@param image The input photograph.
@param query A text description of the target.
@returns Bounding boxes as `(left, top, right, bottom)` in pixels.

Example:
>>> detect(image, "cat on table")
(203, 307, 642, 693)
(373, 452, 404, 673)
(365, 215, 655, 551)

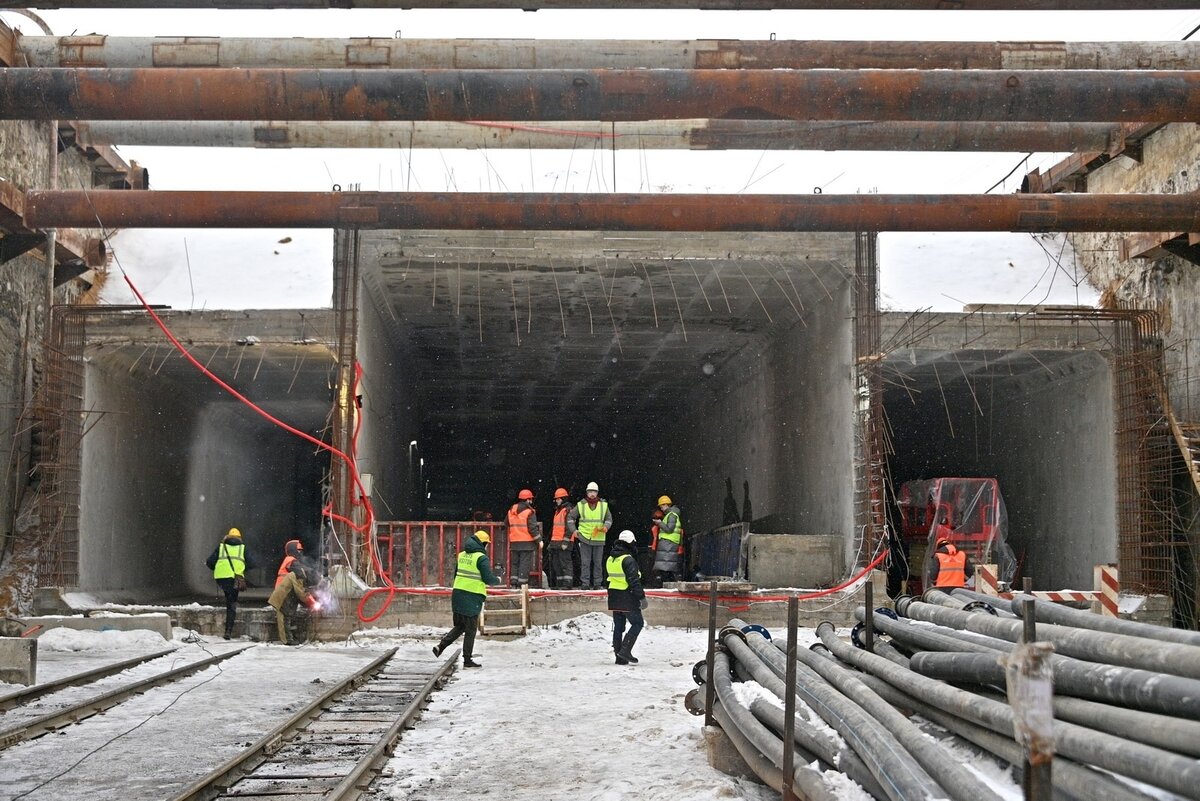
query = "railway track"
(0, 646, 177, 713)
(169, 647, 458, 801)
(0, 643, 254, 751)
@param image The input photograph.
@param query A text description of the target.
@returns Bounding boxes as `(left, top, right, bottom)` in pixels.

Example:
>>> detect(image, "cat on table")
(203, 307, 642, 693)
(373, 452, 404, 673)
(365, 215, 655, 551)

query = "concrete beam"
(2, 68, 1198, 123)
(17, 36, 1200, 71)
(0, 638, 36, 686)
(2, 1, 1192, 9)
(24, 189, 1200, 233)
(66, 119, 1128, 153)
(24, 613, 173, 640)
(0, 181, 107, 270)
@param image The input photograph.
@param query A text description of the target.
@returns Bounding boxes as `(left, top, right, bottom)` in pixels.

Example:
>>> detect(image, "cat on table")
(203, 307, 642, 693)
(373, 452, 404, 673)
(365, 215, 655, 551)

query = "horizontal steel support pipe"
(65, 119, 1129, 153)
(23, 190, 1200, 233)
(19, 36, 1200, 71)
(5, 1, 1197, 9)
(3, 68, 1200, 123)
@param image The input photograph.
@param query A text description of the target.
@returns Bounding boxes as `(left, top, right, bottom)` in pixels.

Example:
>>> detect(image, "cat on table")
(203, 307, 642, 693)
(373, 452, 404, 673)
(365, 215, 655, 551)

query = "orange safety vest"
(275, 555, 297, 587)
(552, 505, 569, 542)
(507, 503, 535, 542)
(934, 546, 968, 588)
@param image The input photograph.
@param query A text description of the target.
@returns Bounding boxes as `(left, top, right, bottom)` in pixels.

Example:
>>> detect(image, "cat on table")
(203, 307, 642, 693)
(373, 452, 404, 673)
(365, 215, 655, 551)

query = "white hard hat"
(618, 530, 636, 544)
(586, 481, 600, 492)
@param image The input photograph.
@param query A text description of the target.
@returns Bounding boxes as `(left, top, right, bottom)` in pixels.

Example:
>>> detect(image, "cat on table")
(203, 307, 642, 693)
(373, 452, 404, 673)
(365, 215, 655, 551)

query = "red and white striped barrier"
(975, 563, 1119, 618)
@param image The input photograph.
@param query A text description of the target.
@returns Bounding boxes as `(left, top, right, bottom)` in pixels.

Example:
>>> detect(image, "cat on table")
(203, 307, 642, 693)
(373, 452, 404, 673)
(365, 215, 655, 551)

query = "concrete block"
(25, 613, 173, 640)
(32, 586, 73, 615)
(745, 534, 845, 589)
(0, 637, 36, 685)
(703, 725, 763, 784)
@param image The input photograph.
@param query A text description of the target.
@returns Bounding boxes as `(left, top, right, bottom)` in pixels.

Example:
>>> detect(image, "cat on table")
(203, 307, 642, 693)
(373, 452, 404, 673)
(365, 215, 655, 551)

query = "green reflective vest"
(453, 551, 487, 596)
(576, 500, 609, 542)
(213, 541, 245, 579)
(606, 554, 637, 590)
(659, 510, 683, 546)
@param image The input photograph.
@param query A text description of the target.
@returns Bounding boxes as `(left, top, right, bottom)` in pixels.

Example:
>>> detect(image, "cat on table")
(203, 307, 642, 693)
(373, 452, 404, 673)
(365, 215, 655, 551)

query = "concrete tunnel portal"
(60, 232, 1140, 603)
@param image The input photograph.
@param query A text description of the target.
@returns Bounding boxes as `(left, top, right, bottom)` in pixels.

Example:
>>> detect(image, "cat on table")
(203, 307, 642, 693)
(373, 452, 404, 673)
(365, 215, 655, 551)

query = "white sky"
(7, 8, 1198, 311)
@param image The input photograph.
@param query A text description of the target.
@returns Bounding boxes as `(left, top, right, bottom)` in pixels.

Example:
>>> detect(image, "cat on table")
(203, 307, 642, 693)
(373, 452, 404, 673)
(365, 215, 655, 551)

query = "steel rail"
(3, 68, 1199, 123)
(23, 190, 1200, 233)
(17, 36, 1200, 71)
(0, 646, 176, 712)
(0, 644, 254, 751)
(167, 646, 417, 801)
(1, 1, 1194, 9)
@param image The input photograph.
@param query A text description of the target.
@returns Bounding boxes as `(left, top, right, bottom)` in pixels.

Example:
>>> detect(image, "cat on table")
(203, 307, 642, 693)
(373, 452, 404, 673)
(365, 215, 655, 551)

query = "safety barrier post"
(977, 563, 1002, 596)
(1094, 564, 1119, 618)
(704, 580, 717, 728)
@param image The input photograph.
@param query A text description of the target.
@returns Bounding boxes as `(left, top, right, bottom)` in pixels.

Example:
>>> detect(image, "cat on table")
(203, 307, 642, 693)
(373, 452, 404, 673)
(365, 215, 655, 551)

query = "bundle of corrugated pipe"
(695, 589, 1200, 801)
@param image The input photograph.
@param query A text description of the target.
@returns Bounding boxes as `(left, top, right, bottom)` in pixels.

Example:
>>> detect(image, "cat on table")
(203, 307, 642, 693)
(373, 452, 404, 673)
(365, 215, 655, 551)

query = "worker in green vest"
(433, 530, 500, 668)
(567, 481, 612, 590)
(606, 530, 647, 665)
(206, 527, 250, 640)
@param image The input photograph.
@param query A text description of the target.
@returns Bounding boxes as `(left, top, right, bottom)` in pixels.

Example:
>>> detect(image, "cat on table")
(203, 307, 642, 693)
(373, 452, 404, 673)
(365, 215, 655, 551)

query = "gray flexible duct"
(897, 596, 1200, 681)
(816, 621, 1200, 800)
(949, 588, 1200, 648)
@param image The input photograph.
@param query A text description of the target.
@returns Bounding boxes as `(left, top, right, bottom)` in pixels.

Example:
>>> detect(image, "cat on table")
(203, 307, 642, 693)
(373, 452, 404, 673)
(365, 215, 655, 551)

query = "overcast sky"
(7, 7, 1197, 310)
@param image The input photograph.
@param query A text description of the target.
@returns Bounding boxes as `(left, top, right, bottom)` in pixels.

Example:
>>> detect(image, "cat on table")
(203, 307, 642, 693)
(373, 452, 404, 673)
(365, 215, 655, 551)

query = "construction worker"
(207, 527, 249, 640)
(568, 481, 612, 590)
(607, 530, 647, 665)
(506, 488, 541, 586)
(546, 487, 574, 589)
(641, 508, 663, 588)
(434, 530, 500, 668)
(929, 537, 974, 588)
(269, 562, 314, 645)
(652, 495, 684, 585)
(275, 539, 304, 588)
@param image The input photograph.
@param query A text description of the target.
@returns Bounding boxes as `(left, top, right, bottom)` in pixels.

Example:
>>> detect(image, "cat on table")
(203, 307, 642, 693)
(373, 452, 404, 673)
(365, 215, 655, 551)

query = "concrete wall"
(886, 351, 1116, 592)
(667, 274, 855, 557)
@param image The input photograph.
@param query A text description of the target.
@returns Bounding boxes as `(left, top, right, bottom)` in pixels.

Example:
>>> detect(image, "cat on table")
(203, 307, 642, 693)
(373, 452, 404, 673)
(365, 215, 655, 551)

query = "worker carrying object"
(506, 488, 541, 587)
(269, 562, 314, 646)
(546, 487, 574, 589)
(607, 530, 647, 665)
(433, 530, 501, 668)
(652, 495, 684, 585)
(567, 481, 612, 590)
(929, 537, 974, 589)
(207, 526, 251, 640)
(275, 539, 304, 588)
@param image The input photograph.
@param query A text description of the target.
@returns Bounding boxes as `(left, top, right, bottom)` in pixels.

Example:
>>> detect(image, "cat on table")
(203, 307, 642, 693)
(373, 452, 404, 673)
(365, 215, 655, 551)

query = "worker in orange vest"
(546, 487, 574, 589)
(930, 537, 974, 588)
(506, 488, 541, 586)
(275, 539, 304, 588)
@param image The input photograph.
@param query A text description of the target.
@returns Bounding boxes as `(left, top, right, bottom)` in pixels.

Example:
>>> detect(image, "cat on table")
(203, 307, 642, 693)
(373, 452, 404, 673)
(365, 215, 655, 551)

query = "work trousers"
(436, 612, 479, 660)
(216, 577, 240, 635)
(272, 600, 298, 644)
(578, 539, 605, 589)
(510, 542, 536, 585)
(547, 540, 573, 588)
(612, 608, 645, 654)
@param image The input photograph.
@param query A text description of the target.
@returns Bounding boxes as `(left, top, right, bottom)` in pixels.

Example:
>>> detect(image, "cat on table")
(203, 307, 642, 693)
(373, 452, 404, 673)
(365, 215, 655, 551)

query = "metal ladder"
(479, 585, 530, 635)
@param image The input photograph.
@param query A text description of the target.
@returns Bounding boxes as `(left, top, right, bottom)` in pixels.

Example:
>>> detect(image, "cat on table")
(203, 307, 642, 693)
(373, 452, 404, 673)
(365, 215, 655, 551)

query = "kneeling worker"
(434, 530, 501, 668)
(269, 562, 314, 646)
(607, 530, 647, 665)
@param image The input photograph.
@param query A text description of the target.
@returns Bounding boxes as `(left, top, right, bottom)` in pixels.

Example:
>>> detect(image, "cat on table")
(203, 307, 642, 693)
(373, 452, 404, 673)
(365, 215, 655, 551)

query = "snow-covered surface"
(1119, 594, 1147, 614)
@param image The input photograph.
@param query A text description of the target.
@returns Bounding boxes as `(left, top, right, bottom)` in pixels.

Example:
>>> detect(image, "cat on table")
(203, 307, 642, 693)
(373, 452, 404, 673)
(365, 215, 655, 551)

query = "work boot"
(463, 658, 482, 668)
(223, 628, 233, 640)
(617, 631, 640, 665)
(615, 652, 629, 665)
(432, 644, 443, 657)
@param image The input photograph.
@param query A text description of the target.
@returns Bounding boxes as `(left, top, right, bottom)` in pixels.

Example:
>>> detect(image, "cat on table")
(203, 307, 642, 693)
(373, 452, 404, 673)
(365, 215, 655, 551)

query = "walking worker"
(652, 495, 684, 584)
(207, 526, 248, 640)
(607, 530, 647, 665)
(929, 536, 974, 588)
(568, 481, 611, 590)
(269, 562, 314, 645)
(546, 487, 574, 589)
(275, 539, 304, 588)
(506, 488, 541, 586)
(433, 530, 500, 668)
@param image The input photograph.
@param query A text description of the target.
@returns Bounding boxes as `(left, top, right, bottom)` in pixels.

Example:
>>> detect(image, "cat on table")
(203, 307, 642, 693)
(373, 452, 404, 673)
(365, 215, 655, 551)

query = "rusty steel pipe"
(17, 36, 1200, 71)
(66, 119, 1128, 153)
(3, 1, 1196, 9)
(3, 68, 1199, 123)
(24, 190, 1200, 233)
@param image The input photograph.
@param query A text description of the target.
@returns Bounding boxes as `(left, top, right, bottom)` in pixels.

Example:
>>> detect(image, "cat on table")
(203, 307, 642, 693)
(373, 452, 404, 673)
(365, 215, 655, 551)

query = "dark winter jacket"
(605, 540, 646, 612)
(451, 534, 501, 617)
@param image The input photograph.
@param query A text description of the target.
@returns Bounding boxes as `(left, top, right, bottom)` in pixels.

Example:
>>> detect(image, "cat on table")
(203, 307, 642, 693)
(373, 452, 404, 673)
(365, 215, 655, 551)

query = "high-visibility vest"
(213, 541, 245, 579)
(659, 510, 683, 546)
(453, 551, 487, 596)
(606, 554, 637, 590)
(934, 546, 967, 588)
(552, 505, 569, 542)
(275, 555, 297, 587)
(507, 503, 535, 542)
(575, 500, 609, 542)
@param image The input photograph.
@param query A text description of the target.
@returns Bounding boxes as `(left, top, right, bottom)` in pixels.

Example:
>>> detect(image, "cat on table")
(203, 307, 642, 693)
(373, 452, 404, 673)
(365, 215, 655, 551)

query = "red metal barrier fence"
(376, 521, 510, 587)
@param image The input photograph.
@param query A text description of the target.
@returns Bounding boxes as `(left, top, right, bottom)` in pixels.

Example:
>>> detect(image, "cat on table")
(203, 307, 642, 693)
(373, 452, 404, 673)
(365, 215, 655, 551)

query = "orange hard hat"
(554, 487, 569, 500)
(936, 537, 951, 548)
(518, 488, 534, 500)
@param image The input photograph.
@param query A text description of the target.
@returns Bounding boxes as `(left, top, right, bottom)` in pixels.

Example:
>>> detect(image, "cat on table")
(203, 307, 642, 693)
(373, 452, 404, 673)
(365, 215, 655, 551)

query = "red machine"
(896, 477, 1012, 595)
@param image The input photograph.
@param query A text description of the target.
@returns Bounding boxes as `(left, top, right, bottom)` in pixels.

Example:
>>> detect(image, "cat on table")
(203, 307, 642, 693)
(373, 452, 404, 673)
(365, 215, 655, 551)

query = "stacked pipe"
(696, 596, 1200, 800)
